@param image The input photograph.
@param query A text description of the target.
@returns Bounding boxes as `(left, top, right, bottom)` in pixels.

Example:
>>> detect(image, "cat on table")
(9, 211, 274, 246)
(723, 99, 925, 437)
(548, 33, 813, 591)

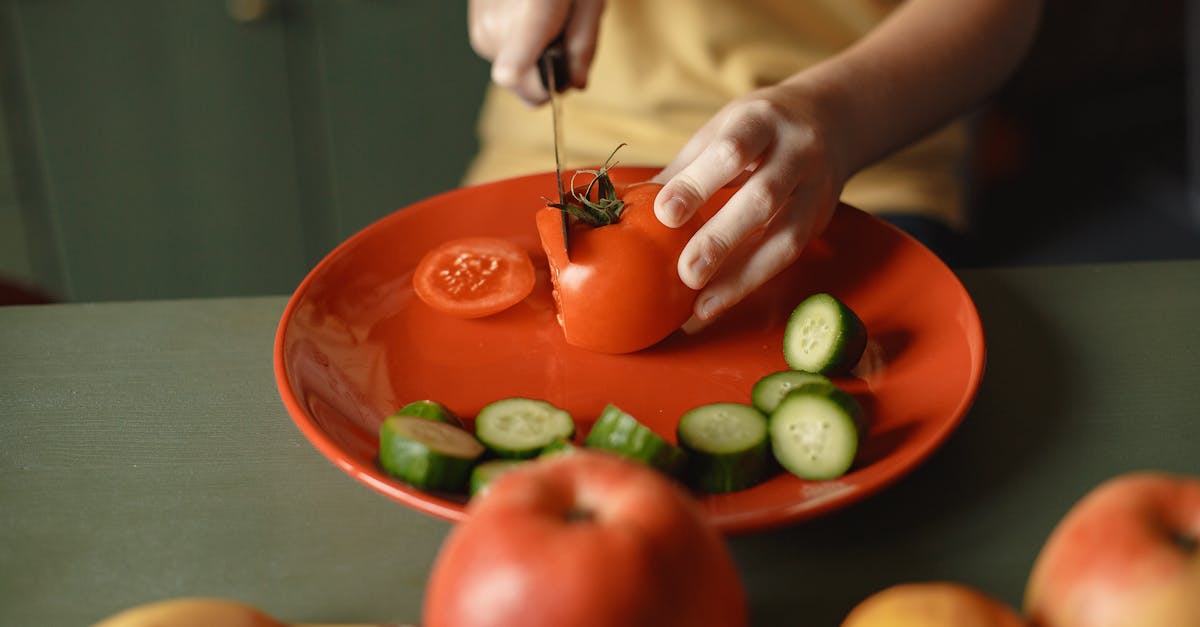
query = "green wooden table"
(2, 260, 1198, 627)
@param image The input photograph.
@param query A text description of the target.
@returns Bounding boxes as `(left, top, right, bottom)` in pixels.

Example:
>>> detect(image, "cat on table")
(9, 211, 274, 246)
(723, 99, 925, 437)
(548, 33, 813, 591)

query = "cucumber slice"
(824, 387, 871, 436)
(378, 416, 485, 492)
(584, 404, 687, 477)
(769, 390, 865, 481)
(469, 459, 527, 497)
(783, 292, 867, 375)
(750, 370, 834, 414)
(474, 398, 575, 459)
(391, 399, 463, 427)
(676, 403, 773, 493)
(538, 437, 579, 458)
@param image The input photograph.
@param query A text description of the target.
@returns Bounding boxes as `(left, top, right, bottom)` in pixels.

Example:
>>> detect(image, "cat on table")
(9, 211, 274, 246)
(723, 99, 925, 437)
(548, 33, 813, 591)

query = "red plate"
(273, 167, 985, 534)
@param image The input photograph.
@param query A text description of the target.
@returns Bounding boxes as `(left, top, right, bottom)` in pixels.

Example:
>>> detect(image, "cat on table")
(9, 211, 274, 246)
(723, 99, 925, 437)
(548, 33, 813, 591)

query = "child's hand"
(653, 82, 846, 330)
(467, 0, 606, 106)
(650, 0, 1041, 331)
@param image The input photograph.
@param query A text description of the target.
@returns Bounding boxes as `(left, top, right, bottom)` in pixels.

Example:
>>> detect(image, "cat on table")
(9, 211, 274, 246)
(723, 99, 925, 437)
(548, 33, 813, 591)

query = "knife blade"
(538, 33, 570, 257)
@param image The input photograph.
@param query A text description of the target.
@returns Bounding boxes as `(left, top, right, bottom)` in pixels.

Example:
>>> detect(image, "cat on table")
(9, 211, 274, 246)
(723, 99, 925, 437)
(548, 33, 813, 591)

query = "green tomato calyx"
(547, 144, 627, 227)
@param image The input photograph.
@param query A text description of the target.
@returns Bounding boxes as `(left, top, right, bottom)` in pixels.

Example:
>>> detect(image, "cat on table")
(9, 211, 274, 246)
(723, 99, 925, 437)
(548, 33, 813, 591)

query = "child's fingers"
(684, 188, 834, 329)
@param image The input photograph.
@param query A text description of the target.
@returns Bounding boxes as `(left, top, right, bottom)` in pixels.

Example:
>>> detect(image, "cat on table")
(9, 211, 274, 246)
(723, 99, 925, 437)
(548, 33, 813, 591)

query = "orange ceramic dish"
(273, 167, 986, 535)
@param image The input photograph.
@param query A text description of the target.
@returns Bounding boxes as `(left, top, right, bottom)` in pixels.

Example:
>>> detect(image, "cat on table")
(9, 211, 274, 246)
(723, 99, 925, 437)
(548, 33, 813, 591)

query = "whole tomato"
(535, 167, 724, 353)
(422, 450, 749, 627)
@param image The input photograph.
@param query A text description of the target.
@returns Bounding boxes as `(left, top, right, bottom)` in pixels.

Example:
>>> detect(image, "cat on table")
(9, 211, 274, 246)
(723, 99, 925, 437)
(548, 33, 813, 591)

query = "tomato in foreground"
(423, 450, 749, 627)
(412, 236, 535, 319)
(536, 173, 717, 353)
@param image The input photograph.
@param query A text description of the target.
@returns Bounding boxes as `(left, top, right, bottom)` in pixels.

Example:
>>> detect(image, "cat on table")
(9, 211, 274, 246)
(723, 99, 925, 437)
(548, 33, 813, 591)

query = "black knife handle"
(537, 32, 569, 94)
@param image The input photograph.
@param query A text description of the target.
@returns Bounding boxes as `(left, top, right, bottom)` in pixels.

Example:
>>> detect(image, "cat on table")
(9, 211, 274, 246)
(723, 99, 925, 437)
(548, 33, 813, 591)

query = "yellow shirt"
(463, 0, 968, 228)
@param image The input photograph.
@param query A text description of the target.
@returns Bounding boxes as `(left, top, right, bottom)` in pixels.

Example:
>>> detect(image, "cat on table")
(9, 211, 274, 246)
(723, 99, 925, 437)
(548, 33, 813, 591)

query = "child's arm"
(655, 0, 1043, 326)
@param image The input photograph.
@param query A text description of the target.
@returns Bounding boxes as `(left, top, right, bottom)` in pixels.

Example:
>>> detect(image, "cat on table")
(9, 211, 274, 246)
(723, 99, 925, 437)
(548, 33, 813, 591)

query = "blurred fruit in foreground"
(1024, 472, 1200, 627)
(841, 581, 1027, 627)
(423, 450, 748, 627)
(93, 597, 415, 626)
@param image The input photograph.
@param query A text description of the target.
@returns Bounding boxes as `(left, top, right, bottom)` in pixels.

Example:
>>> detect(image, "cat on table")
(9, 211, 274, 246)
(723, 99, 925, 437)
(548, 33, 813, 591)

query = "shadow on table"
(729, 272, 1071, 625)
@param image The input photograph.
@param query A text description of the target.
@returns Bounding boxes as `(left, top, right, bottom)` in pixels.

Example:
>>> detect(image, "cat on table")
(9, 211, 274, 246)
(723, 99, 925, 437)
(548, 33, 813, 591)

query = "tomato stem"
(547, 144, 628, 227)
(1172, 530, 1198, 554)
(565, 506, 596, 524)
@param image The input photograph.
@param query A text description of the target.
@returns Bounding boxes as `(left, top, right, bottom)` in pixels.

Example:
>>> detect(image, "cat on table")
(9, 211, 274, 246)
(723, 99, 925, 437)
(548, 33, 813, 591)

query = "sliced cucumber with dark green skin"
(378, 416, 485, 492)
(474, 397, 575, 459)
(783, 292, 867, 375)
(468, 458, 527, 497)
(769, 389, 865, 481)
(584, 404, 687, 477)
(750, 370, 835, 414)
(391, 399, 463, 427)
(676, 403, 773, 493)
(538, 437, 579, 458)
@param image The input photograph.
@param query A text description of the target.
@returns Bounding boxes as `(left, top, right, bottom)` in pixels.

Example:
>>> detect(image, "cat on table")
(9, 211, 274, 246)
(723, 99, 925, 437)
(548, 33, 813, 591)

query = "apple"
(93, 598, 283, 627)
(1024, 472, 1200, 627)
(840, 582, 1027, 626)
(95, 597, 424, 627)
(422, 450, 748, 627)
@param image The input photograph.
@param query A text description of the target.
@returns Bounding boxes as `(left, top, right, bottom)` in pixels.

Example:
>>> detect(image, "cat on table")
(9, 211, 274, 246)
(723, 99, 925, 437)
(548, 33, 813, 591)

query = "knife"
(538, 32, 571, 257)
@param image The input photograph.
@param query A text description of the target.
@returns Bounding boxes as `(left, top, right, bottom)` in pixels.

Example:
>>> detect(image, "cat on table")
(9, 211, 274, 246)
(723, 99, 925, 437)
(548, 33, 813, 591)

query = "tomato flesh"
(413, 237, 536, 319)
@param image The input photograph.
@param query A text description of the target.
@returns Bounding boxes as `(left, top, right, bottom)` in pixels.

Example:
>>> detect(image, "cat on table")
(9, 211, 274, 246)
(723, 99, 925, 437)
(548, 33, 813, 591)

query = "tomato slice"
(413, 237, 536, 319)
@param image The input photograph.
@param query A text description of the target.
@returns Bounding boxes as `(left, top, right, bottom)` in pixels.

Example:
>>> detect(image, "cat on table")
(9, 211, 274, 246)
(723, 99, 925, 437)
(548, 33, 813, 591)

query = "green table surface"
(3, 260, 1199, 627)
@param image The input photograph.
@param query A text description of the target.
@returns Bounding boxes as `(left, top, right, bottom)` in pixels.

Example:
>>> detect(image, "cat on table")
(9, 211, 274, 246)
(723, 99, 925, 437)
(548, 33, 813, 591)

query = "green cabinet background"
(0, 0, 490, 302)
